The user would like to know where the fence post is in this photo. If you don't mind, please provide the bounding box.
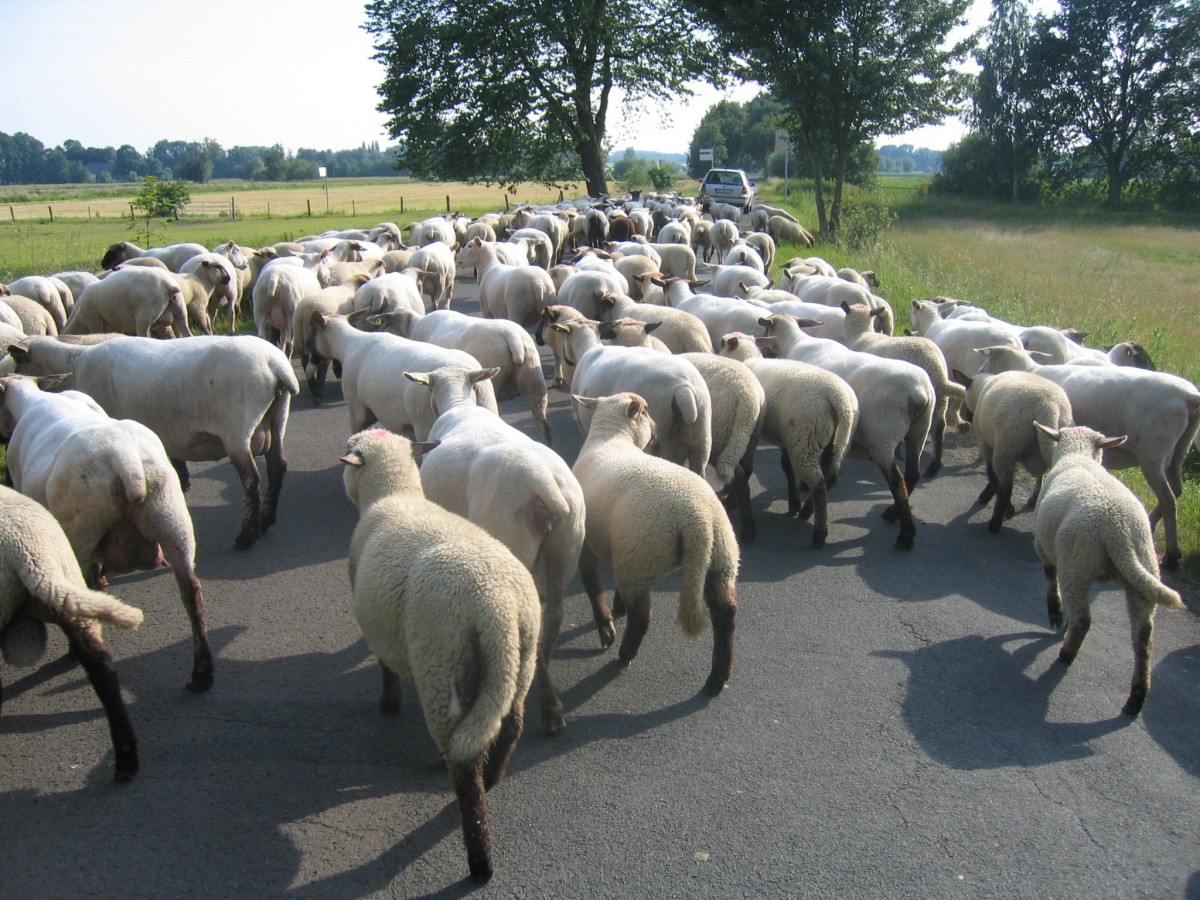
[130,203,136,221]
[504,193,510,211]
[352,199,356,216]
[307,199,312,217]
[230,196,236,219]
[88,206,92,222]
[401,197,404,214]
[48,206,54,222]
[267,201,271,219]
[446,195,451,213]
[10,206,15,222]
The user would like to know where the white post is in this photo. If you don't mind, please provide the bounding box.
[319,166,329,213]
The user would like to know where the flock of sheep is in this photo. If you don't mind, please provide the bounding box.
[0,191,1194,883]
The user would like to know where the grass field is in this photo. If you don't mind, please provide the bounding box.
[1,176,1197,570]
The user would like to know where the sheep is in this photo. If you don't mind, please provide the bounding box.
[554,268,629,320]
[353,270,426,318]
[766,215,816,248]
[595,292,714,354]
[173,271,223,336]
[368,307,552,445]
[608,240,663,269]
[510,207,568,263]
[179,252,240,334]
[758,314,935,550]
[535,304,589,389]
[1032,423,1184,716]
[740,287,848,342]
[551,318,712,476]
[0,375,211,692]
[288,282,373,403]
[10,335,298,550]
[65,266,191,338]
[743,231,776,272]
[841,301,967,477]
[5,276,68,329]
[597,317,672,354]
[454,237,556,329]
[956,366,1074,533]
[657,275,772,348]
[837,267,879,290]
[612,253,661,299]
[657,219,690,245]
[570,392,738,695]
[723,242,765,273]
[52,270,100,309]
[910,299,1025,380]
[717,333,859,548]
[410,216,457,247]
[407,241,456,310]
[381,248,416,273]
[1,293,57,336]
[0,485,143,781]
[711,265,771,299]
[780,270,895,335]
[708,219,740,263]
[1019,325,1156,369]
[340,428,540,884]
[101,241,207,273]
[253,259,325,362]
[511,227,555,269]
[305,312,497,439]
[405,365,586,733]
[689,219,714,263]
[975,344,1200,570]
[642,242,699,280]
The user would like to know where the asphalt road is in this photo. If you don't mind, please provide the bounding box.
[3,272,1198,899]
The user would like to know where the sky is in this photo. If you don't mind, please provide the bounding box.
[1,0,994,159]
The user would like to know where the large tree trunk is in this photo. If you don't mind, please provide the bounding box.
[1105,157,1125,207]
[578,137,609,197]
[803,133,828,238]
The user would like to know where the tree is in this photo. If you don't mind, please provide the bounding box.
[1025,0,1200,206]
[971,0,1039,202]
[686,0,973,239]
[363,0,728,195]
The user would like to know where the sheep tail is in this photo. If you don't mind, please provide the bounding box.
[28,571,144,630]
[672,385,700,426]
[1111,543,1184,609]
[501,327,528,368]
[447,610,523,768]
[676,520,716,640]
[941,379,966,400]
[267,345,301,396]
[111,443,150,507]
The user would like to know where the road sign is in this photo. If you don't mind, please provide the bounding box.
[699,147,714,162]
[774,129,791,152]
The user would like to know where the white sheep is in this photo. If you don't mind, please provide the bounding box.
[551,317,712,476]
[65,266,191,338]
[454,237,556,328]
[570,392,738,694]
[0,375,211,692]
[841,301,967,477]
[10,335,298,550]
[535,304,589,389]
[1032,423,1184,716]
[717,333,859,548]
[180,252,241,334]
[909,299,1024,379]
[253,259,325,362]
[596,292,714,354]
[766,215,816,248]
[780,270,894,335]
[976,344,1200,570]
[341,427,540,884]
[405,365,587,733]
[101,240,207,273]
[657,275,771,348]
[759,313,935,550]
[958,367,1074,533]
[52,270,100,310]
[710,264,771,298]
[1019,325,1156,369]
[0,484,143,780]
[305,312,497,439]
[407,241,456,310]
[5,276,68,329]
[369,307,552,445]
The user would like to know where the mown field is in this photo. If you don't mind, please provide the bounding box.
[1,177,1197,570]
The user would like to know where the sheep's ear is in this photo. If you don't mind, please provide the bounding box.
[952,369,971,388]
[1099,434,1127,450]
[36,373,69,392]
[339,451,364,467]
[571,394,598,410]
[642,320,661,334]
[312,311,328,328]
[690,278,711,288]
[795,318,822,329]
[758,316,773,328]
[410,440,440,458]
[8,343,30,364]
[1033,422,1060,442]
[755,336,776,350]
[472,367,501,384]
[624,395,647,418]
[1029,350,1053,363]
[404,371,430,385]
[903,328,914,336]
[870,307,884,319]
[550,322,570,334]
[840,300,851,313]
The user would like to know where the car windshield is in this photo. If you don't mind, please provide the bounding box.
[708,172,743,186]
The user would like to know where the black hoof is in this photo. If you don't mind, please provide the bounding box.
[881,505,899,522]
[701,673,727,696]
[894,533,914,550]
[1162,552,1180,572]
[542,712,566,735]
[186,672,214,693]
[1121,696,1145,717]
[924,462,941,478]
[1057,649,1076,666]
[811,530,827,549]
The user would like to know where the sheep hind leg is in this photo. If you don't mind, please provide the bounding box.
[617,590,652,664]
[1043,565,1063,629]
[988,471,1015,534]
[702,572,737,696]
[576,545,615,647]
[924,400,947,478]
[534,595,566,734]
[450,762,494,884]
[728,461,756,544]
[879,460,916,550]
[1056,582,1091,666]
[1142,467,1180,571]
[482,698,525,789]
[169,556,212,692]
[230,449,263,550]
[58,616,139,781]
[170,458,191,493]
[1122,594,1156,716]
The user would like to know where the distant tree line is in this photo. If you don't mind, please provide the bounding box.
[935,0,1200,209]
[0,134,407,186]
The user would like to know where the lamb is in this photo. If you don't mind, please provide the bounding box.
[975,344,1200,570]
[65,266,192,338]
[340,428,540,883]
[173,271,224,336]
[690,219,714,262]
[741,288,848,342]
[2,293,57,336]
[510,227,556,269]
[837,267,879,291]
[551,318,712,476]
[596,292,714,354]
[766,215,816,248]
[644,242,699,280]
[758,313,935,549]
[407,241,456,310]
[9,335,298,550]
[0,375,211,692]
[0,485,143,781]
[657,219,690,245]
[1019,325,1156,369]
[101,241,207,273]
[305,312,497,439]
[535,304,589,388]
[910,299,1025,380]
[711,265,771,299]
[723,242,765,273]
[368,307,552,445]
[405,365,586,733]
[657,275,771,348]
[780,270,895,335]
[353,271,427,319]
[570,392,738,694]
[253,259,325,361]
[708,219,740,263]
[454,237,556,328]
[742,232,776,272]
[510,207,568,263]
[410,216,457,246]
[717,333,859,548]
[841,301,967,477]
[178,253,239,334]
[957,366,1074,533]
[554,268,629,320]
[5,276,68,329]
[612,253,661,299]
[1032,423,1184,716]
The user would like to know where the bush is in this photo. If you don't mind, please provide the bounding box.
[835,190,896,251]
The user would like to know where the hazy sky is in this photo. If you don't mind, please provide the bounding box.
[2,0,990,157]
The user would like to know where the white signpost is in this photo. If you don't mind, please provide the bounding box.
[699,147,714,163]
[318,166,329,213]
[775,129,791,199]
